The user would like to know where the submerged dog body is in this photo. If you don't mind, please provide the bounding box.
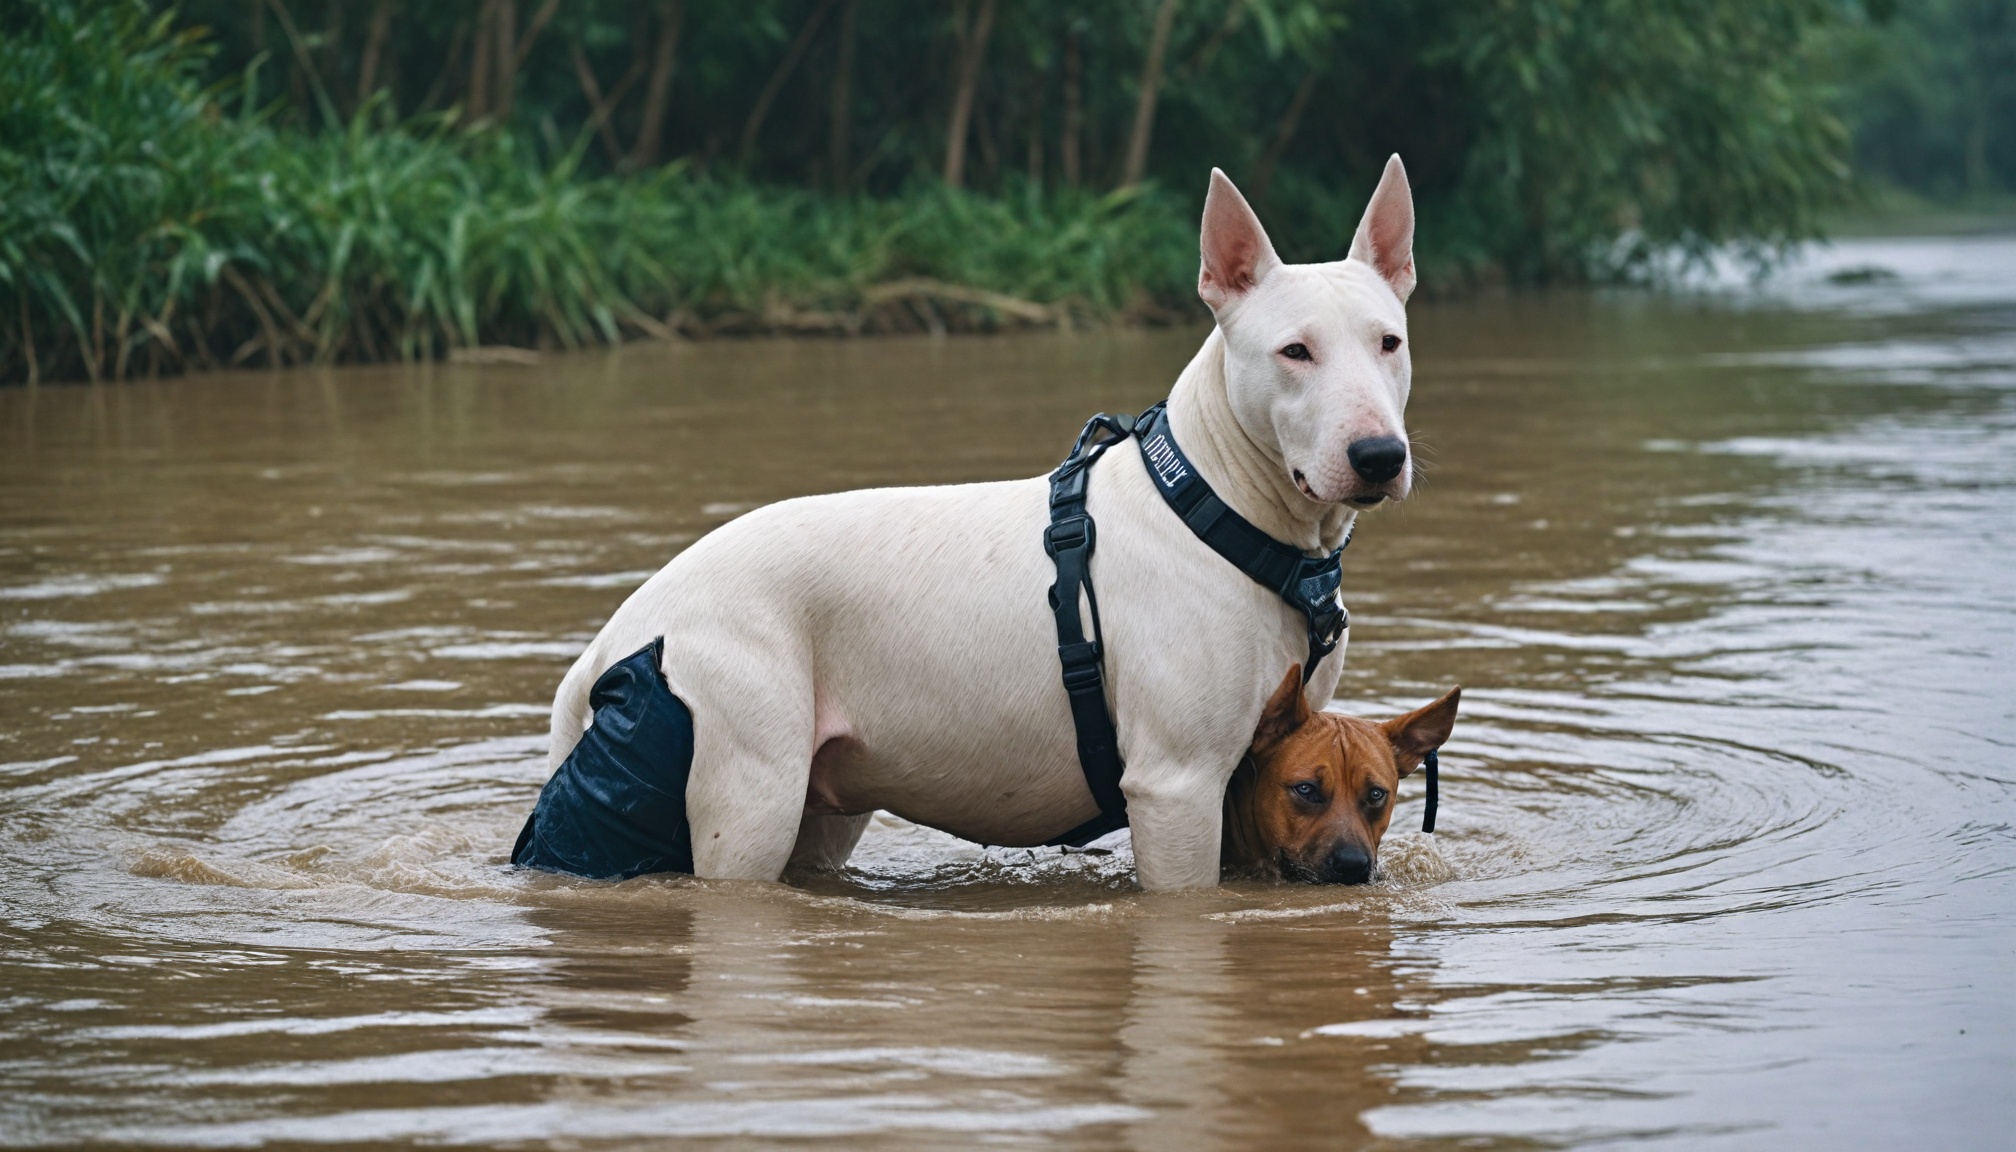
[1223,666,1460,883]
[546,162,1423,890]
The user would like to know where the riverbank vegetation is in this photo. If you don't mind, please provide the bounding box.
[3,0,1991,383]
[1837,0,2016,205]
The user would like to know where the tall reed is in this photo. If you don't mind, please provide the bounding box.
[0,1,1195,384]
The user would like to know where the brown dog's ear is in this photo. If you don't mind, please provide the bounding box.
[1381,687,1459,777]
[1198,168,1282,313]
[1250,664,1310,751]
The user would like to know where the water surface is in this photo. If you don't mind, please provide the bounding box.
[2,235,2013,1148]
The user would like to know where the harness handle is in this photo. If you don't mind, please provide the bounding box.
[1421,748,1439,834]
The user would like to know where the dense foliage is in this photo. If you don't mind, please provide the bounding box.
[0,1,1193,382]
[169,0,1861,274]
[3,0,1870,382]
[1837,0,2016,199]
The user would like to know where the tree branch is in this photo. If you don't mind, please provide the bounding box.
[739,0,837,171]
[943,0,998,187]
[1121,0,1180,189]
[514,0,560,68]
[629,1,686,170]
[828,0,859,190]
[574,43,645,167]
[1251,65,1322,207]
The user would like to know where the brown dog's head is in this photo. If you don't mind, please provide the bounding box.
[1223,665,1460,884]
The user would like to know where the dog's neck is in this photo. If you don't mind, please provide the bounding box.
[1167,328,1357,555]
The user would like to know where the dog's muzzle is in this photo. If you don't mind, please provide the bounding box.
[1323,845,1374,885]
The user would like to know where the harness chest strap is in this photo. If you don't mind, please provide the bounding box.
[1041,403,1353,847]
[1042,413,1135,847]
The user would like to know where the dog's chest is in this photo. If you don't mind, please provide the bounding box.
[789,451,1324,844]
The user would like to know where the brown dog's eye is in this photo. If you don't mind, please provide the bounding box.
[1290,781,1322,802]
[1381,334,1402,353]
[1280,343,1312,361]
[1366,787,1389,807]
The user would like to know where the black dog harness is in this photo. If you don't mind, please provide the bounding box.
[1043,401,1356,846]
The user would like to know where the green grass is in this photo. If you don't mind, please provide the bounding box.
[0,1,1197,383]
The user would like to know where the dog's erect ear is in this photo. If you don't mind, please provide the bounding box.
[1348,154,1416,302]
[1250,664,1310,751]
[1199,168,1282,313]
[1381,686,1458,777]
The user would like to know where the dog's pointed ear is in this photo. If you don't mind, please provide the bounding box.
[1348,154,1416,302]
[1381,686,1458,777]
[1251,664,1310,751]
[1199,168,1282,313]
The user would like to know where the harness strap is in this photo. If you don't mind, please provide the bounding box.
[1133,402,1349,684]
[1040,404,1353,848]
[1043,413,1136,847]
[1421,748,1440,833]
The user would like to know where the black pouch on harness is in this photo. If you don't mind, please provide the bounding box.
[510,637,695,879]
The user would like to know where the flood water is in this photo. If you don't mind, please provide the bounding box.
[3,235,2014,1149]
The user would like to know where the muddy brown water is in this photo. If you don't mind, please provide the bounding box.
[3,236,2014,1149]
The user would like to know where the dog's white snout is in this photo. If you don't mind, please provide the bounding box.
[1293,428,1412,507]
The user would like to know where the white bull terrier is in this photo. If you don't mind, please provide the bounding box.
[546,160,1420,890]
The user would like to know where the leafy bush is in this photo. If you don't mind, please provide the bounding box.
[3,0,1863,382]
[0,1,1196,382]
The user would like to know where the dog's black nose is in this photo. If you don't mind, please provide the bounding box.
[1323,846,1374,885]
[1347,436,1408,484]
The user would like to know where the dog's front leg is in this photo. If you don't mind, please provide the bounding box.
[1123,765,1231,891]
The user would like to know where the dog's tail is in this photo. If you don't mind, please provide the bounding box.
[548,643,603,773]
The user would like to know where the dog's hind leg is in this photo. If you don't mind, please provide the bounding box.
[787,813,872,872]
[678,647,822,882]
[685,729,817,880]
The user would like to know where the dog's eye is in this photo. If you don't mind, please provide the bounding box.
[1381,334,1402,353]
[1290,781,1322,802]
[1366,787,1389,807]
[1280,343,1312,361]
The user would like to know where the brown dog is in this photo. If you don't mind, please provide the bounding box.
[1223,666,1460,883]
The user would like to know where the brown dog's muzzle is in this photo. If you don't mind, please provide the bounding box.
[1323,844,1374,884]
[1277,842,1374,885]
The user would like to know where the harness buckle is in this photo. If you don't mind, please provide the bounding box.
[1044,514,1094,558]
[1295,554,1348,650]
[1088,411,1137,445]
[1060,663,1106,696]
[1310,601,1348,648]
[1058,641,1103,672]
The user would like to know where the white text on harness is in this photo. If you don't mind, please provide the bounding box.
[1141,434,1190,489]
